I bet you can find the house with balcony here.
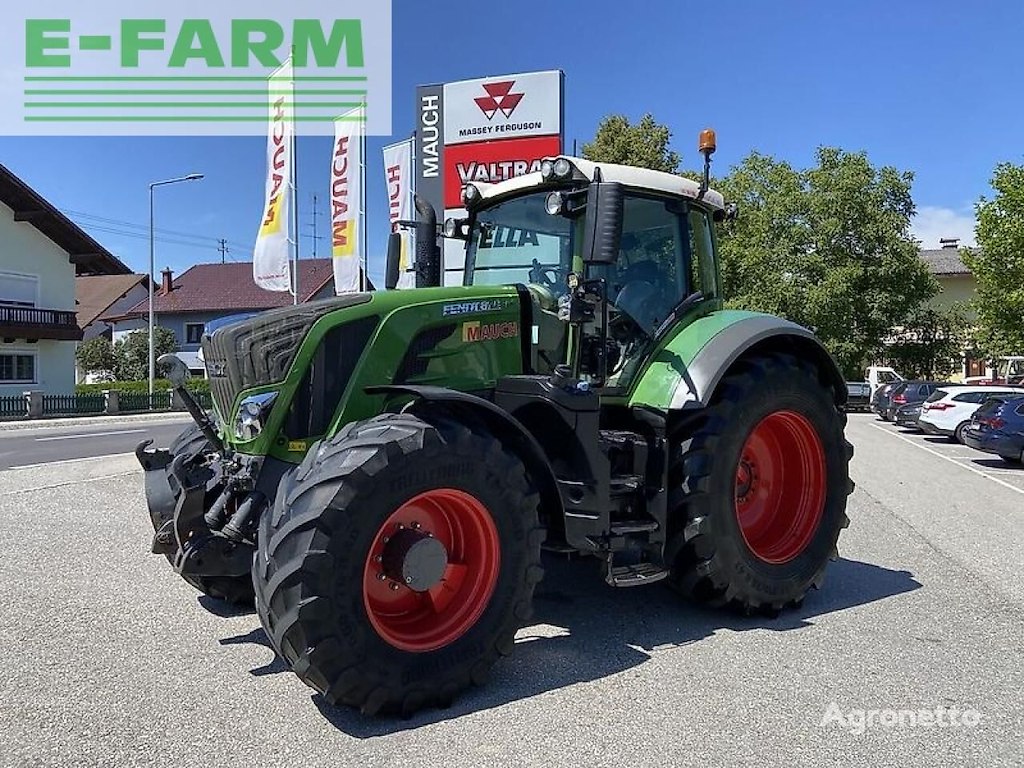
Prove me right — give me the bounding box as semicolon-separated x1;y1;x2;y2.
0;163;130;395
103;260;339;375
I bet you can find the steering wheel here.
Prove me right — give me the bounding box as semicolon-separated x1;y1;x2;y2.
528;259;562;292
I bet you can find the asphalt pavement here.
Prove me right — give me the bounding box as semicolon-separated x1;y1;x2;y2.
0;413;1020;767
0;415;191;470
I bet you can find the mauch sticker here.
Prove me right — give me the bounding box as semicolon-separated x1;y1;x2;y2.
462;321;519;342
442;299;509;317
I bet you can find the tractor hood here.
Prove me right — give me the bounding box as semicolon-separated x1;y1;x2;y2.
202;293;373;421
202;285;526;458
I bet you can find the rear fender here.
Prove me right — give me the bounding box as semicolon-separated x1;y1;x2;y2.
628;311;847;412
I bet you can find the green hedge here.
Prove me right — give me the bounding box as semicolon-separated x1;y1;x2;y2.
76;379;211;395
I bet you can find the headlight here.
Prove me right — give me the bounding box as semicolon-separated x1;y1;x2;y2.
234;391;278;441
461;183;481;206
545;191;566;216
552;158;573;179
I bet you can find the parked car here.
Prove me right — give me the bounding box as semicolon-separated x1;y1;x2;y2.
846;381;871;412
884;380;949;421
919;386;1024;443
871;381;902;420
894;402;924;429
963;395;1024;464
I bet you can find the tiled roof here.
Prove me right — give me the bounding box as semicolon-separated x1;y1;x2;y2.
105;260;340;320
920;248;974;276
75;274;147;329
0;163;130;275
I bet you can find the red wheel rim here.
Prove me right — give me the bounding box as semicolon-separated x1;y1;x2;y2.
362;489;500;652
734;411;826;564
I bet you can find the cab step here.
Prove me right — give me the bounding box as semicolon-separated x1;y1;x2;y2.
604;561;670;587
609;520;659;535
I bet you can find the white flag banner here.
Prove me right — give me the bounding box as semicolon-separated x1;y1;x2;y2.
253;60;294;293
383;138;416;289
331;105;364;294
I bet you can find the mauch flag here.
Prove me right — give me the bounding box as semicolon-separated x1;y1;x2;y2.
383;138;416;289
253;60;294;293
331;105;364;294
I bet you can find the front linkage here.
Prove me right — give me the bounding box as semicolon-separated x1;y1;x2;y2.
137;355;264;601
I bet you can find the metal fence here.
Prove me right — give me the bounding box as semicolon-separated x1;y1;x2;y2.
119;391;173;413
41;393;106;417
0;395;27;420
0;389;211;421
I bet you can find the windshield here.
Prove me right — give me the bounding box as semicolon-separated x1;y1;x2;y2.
464;192;578;295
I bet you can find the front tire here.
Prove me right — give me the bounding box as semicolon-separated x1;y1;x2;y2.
253;413;544;716
666;354;853;613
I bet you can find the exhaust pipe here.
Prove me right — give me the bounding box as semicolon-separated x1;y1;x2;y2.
414;194;441;288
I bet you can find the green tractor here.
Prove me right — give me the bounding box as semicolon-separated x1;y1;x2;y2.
139;131;853;716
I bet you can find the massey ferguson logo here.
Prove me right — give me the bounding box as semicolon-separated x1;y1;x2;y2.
475;81;524;120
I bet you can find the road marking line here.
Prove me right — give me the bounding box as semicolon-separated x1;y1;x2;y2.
34;429;145;442
9;452;133;470
868;423;1024;497
0;470;137;495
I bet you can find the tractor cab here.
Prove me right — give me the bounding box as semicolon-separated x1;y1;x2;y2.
454;143;729;393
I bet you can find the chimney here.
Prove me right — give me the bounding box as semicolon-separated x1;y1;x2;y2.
160;267;173;295
939;237;960;249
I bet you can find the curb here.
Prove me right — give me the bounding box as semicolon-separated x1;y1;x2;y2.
0;412;194;432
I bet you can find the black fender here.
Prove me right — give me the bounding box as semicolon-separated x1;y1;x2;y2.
365;384;563;524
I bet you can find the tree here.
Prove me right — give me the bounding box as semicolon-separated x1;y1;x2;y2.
114;327;178;381
962;162;1024;358
716;148;938;377
582;113;681;172
884;306;967;379
75;336;116;376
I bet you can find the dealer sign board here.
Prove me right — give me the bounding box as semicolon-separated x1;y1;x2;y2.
415;69;564;284
442;71;563;146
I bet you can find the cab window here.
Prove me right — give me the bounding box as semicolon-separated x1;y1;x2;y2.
599;196;690;335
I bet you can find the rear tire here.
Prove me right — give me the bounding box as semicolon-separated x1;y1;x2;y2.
666;354;853;613
253;413;544;716
154;423;254;606
954;421;970;444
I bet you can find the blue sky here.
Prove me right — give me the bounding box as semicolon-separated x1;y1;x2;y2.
2;0;1022;286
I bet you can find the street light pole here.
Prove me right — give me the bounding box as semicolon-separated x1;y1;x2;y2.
148;174;204;397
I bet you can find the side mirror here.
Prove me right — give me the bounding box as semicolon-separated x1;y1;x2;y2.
157;353;189;388
384;232;402;290
714;201;740;223
581;182;624;264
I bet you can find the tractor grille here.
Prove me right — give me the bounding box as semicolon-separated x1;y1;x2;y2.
202;294;372;420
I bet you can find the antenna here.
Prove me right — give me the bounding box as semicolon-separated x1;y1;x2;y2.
308;193;325;258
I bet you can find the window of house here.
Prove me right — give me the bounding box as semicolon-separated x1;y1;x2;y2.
0;273;38;308
185;323;206;345
0;353;36;383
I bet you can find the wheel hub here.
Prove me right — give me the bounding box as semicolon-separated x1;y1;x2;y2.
735;459;756;500
733;410;827;565
381;527;449;592
362;488;501;652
